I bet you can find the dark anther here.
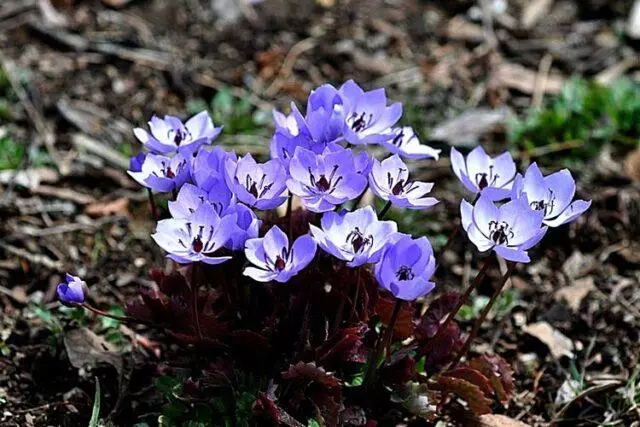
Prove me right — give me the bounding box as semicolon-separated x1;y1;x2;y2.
395;265;415;281
192;236;204;253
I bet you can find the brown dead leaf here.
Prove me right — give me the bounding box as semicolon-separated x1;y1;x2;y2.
554;277;595;311
430;107;514;147
521;0;553;29
446;16;485;43
624;147;640;181
85;197;130;218
63;328;123;376
523;321;574;359
489;63;564;95
479;414;531;427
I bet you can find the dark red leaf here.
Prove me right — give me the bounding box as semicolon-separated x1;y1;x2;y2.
415;292;460;340
443;367;494;397
378;355;416;385
253;392;305;427
467;355;515;404
316;325;367;368
432;376;493;415
374;297;414;340
282;362;341;388
420;321;462;369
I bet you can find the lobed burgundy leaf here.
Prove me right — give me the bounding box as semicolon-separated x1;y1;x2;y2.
415;292;460;341
467;355;515;404
282;362;341;388
431;376;493;415
374;297;415;340
442;367;494;398
378;354;416;385
419;321;463;369
253;391;305;427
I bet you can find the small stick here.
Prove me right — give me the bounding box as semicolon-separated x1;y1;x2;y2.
147;188;159;221
82;303;152;327
451;262;516;367
191;262;203;340
363;299;403;388
378;201;392;219
422;256;493;356
286;194;293;241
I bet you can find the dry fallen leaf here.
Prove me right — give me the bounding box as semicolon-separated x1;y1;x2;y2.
64;328;123;376
521;0;553;29
429;107;514;147
523;321;574;359
489;62;564;95
623;147;640;181
85;197;130;218
479;414;532;427
554;277;595;312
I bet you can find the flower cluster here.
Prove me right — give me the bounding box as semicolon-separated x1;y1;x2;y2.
120;80;442;300
453;148;591;262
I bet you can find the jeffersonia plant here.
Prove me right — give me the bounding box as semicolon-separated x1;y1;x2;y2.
59;81;590;426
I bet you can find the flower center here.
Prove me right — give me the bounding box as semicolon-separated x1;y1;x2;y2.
346;227;373;253
475;166;498;190
274;255;286;271
395;265;415;281
246;174;272;199
309;165;342;194
488;220;513;245
350;112;372;133
166;167;175;179
392;180;405;195
192;236;204;253
529;189;555;216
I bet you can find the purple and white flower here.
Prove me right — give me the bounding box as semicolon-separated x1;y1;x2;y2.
128;153;189;193
310;206;398;267
369;155;438;210
382;127;440;160
225;153;288;210
57;273;88;305
451;146;516;200
152;202;237;265
375;235;436;301
339;80;402;145
461;195;547;263
129;152;146;173
287;146;368;213
168;183;232;219
243;226;317;283
512;163;591;227
226;203;262;251
191;146;236;192
133;111;221;155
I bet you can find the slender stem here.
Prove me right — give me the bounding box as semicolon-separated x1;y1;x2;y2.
82;304;151;326
286;194;293;241
349;268;362;321
147;188;159;221
422;256;493;356
378;201;392;219
191;262;203;340
363;299;403;388
451;262;516;367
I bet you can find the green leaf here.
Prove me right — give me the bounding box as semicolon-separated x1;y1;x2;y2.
308;419;321;427
88;378;101;427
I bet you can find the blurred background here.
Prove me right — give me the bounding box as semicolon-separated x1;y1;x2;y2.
0;0;638;426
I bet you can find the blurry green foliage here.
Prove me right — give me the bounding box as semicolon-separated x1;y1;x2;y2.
509;77;640;157
187;89;270;136
457;289;521;322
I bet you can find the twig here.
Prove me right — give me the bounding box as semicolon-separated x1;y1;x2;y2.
422;256;494;357
378;201;392;219
264;37;317;97
0;241;62;270
451;262;516;367
532;53;554;108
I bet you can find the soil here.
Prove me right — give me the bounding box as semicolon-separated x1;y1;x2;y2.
0;0;639;426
